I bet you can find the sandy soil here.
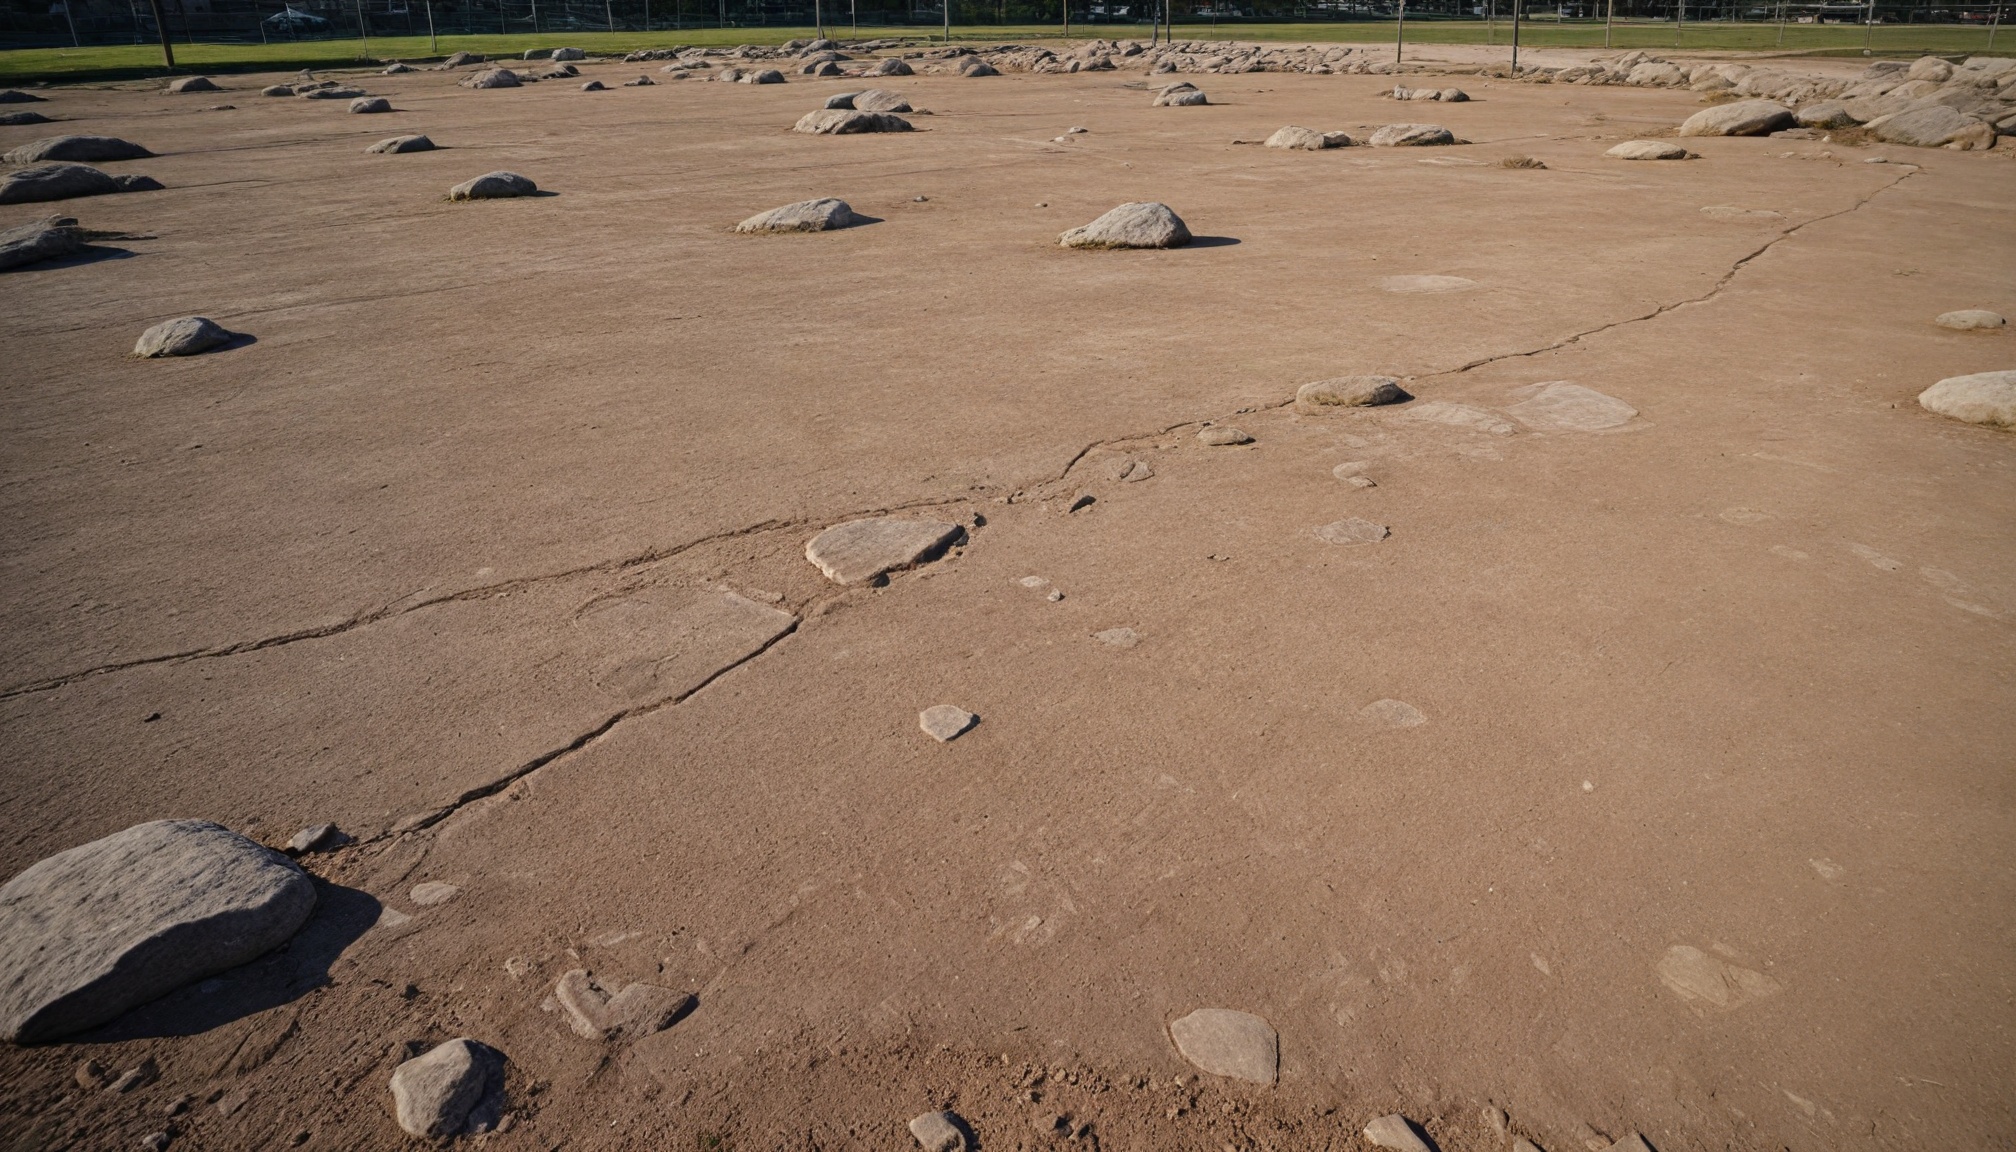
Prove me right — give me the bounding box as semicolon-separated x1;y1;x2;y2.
2;45;2013;1152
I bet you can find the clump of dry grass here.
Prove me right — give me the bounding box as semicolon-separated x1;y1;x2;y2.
1499;156;1548;169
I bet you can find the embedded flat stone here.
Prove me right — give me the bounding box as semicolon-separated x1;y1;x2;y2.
1503;382;1637;432
459;68;520;89
1606;139;1691;160
734;197;859;233
366;134;434;154
1197;425;1251;446
166;76;220;93
1059;202;1190;249
1296;375;1408;409
388;1038;504;1137
1360;698;1425;727
804;517;961;583
851;88;911;112
1314;518;1389;545
409;881;460;906
1918;370;2016;427
1369;123;1454;146
1264;125;1331;150
1378;274;1476;292
909;1110;969;1152
1679;99;1793;136
0;819;316;1043
448;171;536;200
1168;1008;1277;1083
0;214;87;271
554;969;692;1040
4;135;151;164
919;705;977;743
1655;944;1781;1010
1093;627;1140;648
1935;309;2005;330
793;109;913;134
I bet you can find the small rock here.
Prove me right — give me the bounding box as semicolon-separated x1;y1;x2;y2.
805;517;961;583
918;705;977;743
1045;589;1064;601
1107;456;1153;482
1341;474;1375;489
958;59;998;77
580;79;606;91
1059;201;1190;249
366;134;434;154
792;109;913;134
1153;82;1208;106
553;969;693;1040
823;90;861;108
1918;369;2016;427
1605;1136;1655;1152
867;57;913;76
0;89;48;102
133;316;236;358
1363;1114;1433;1152
1197;425;1251;446
4;135;152;164
140;1133;169;1151
1482;1106;1509;1136
1167;1008;1277;1084
1296;375;1408;410
1605;139;1691;160
214;1088;249;1117
388;1038;505;1138
448;171;536;200
1093;627;1140;648
909;1110;969;1152
743;69;786;84
165;1094;191;1115
851;88;911;112
1315;518;1389;545
551;46;585;61
1369;123;1455;146
1795;101;1857;128
1066;494;1094;513
459;68;520;89
110;1057;158;1093
298;86;365;100
261;84;294;97
1360;698;1425;727
1514;1141;1544;1152
0;110;52;125
735;197;859;233
1935;309;2006;330
623;76;655;86
382;62;415;74
410;881;460;906
1678;99;1793;136
75;1059;109;1089
0;214;87;271
0;820;315;1043
166;76;220;93
349;96;392;113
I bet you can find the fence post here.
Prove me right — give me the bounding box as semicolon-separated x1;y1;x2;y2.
355;0;370;60
1604;0;1613;47
1395;0;1405;62
1510;0;1520;72
145;0;175;65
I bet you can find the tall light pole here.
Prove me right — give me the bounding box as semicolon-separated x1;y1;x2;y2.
1395;0;1405;62
145;0;174;65
1604;0;1614;47
1510;0;1521;72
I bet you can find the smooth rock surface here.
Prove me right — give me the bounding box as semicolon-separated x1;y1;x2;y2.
3;135;152;164
1655;944;1782;1009
1503;382;1637;432
866;57;913;76
0;214;86;271
0;819;316;1043
909;1110;969;1152
792;109;913;134
1296;375;1408;409
388;1038;504;1137
1168;1008;1277;1083
366;134;434;154
1369;123;1454;146
1360;698;1426;727
1606;139;1691;160
409;881;460;906
804;517;961;583
1364;1114;1434;1152
1918;370;2016;427
448;171;536;200
735;197;859;233
1795;101;1857;128
1378;274;1476;292
459;68;520;89
1873;104;1991;147
850;88;911;112
1264;125;1335;150
1678;99;1794;136
1058;201;1190;249
348;96;391;113
1196;425;1251;445
919;705;978;743
1935;309;2006;330
165;76;220;93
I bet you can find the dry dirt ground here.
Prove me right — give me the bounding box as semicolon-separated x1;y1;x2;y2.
2;45;2014;1152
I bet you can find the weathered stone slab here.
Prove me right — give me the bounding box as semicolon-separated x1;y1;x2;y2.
804;518;961;583
389;1038;504;1136
1059;202;1190;249
1504;382;1637;432
1918;370;2016;427
1168;1008;1277;1083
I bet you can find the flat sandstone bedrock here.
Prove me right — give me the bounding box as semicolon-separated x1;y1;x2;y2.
804;518;962;584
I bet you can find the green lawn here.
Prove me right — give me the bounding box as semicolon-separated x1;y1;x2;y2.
1;20;2005;83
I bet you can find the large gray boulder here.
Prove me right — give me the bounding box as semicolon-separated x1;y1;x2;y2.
0;820;316;1043
1678;99;1794;136
1872;104;1994;148
0;163;160;205
550;46;585;61
348;96;392;113
0;215;87;271
0;110;52;125
389;1039;505;1136
439;50;484;68
792;109;912;134
865;56;912;76
823;90;861;108
1369;123;1454;146
3;135;152;164
1918;370;2016;427
448;171;536;200
734;197;859;233
366;134;435;154
1264;125;1336;150
1153;82;1208;106
459;68;520;89
0;89;47;103
1059;201;1190;249
850;88;910;112
1794;101;1857;128
742;68;786;84
134;316;237;357
805;518;961;583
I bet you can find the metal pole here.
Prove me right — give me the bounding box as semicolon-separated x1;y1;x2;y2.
605;0;613;30
1775;0;1784;45
1989;2;2001;49
426;0;435;49
146;0;174;64
850;0;856;33
1061;0;1067;38
356;0;370;60
1863;0;1873;50
942;0;948;42
1510;0;1520;70
530;0;538;33
815;0;821;37
61;0;80;47
1675;0;1683;46
1487;0;1494;44
1604;0;1613;46
1395;0;1404;62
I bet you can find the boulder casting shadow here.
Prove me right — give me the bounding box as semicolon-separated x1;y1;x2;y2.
80;880;378;1042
